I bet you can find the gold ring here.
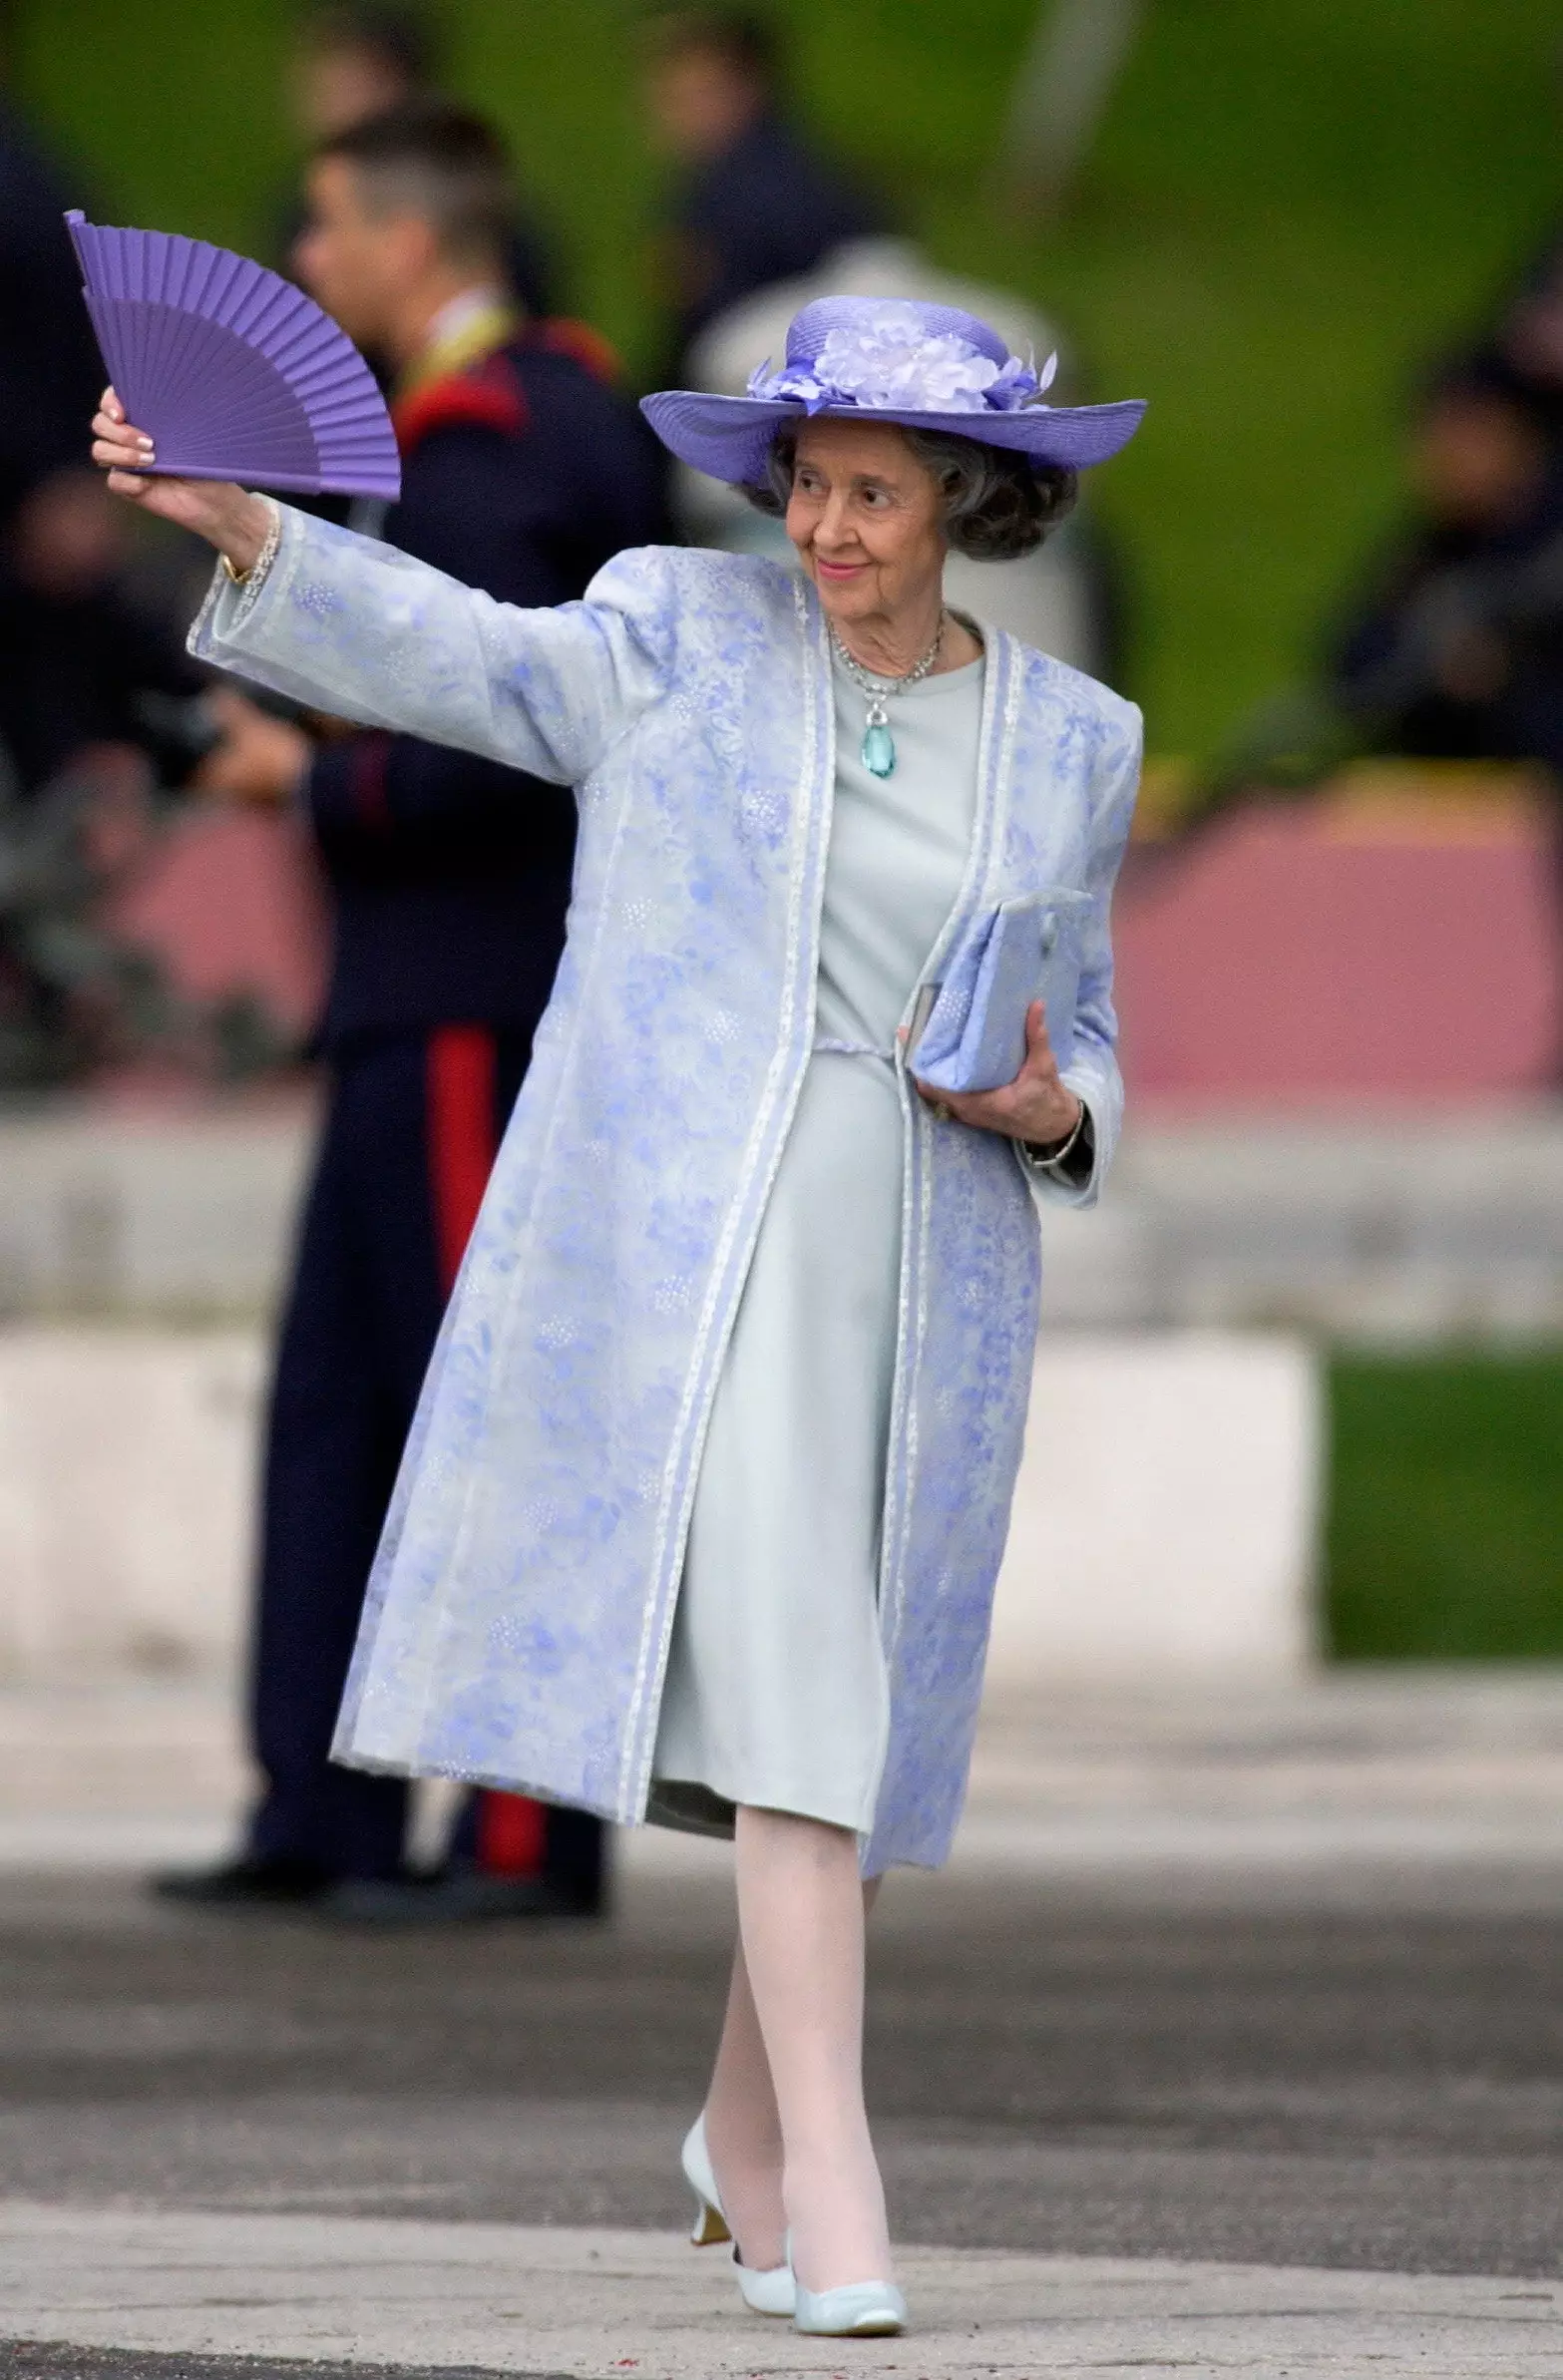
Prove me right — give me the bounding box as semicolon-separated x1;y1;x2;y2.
930;1100;954;1124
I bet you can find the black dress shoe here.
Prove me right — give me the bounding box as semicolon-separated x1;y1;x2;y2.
316;1867;604;1924
150;1854;329;1908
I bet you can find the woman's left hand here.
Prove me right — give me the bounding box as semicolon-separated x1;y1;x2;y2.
911;999;1081;1148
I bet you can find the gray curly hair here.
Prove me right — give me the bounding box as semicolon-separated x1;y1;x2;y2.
744;422;1077;562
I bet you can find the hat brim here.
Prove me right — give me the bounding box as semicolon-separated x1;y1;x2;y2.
640;389;1146;485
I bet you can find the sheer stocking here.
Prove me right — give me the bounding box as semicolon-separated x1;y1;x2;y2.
721;1803;892;2292
700;1938;787;2272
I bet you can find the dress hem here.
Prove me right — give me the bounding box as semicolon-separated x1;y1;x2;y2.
647;1773;875;1838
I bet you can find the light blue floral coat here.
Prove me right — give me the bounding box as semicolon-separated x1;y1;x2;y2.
191;508;1141;1872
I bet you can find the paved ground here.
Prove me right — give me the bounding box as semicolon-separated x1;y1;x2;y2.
5;1673;1563;2375
4;1854;1563;2272
7;2206;1563;2379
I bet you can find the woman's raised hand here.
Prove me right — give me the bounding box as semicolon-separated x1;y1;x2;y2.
91;388;272;574
911;998;1083;1150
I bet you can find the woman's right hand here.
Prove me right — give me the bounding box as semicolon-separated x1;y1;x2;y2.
91;388;272;575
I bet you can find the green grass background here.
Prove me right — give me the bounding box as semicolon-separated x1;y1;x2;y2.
1328;1356;1563;1659
14;0;1563;754
15;3;1563;1657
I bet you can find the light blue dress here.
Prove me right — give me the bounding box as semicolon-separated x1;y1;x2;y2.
651;651;985;1836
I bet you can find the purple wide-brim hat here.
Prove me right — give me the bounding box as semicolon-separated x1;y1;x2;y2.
642;294;1145;486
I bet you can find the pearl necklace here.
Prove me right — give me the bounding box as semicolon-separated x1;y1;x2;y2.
828;614;949;779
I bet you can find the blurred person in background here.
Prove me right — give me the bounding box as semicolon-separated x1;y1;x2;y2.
282;2;557;321
0;466;207;796
643;7;887;376
0;76;226;1096
1330;356;1563;786
0;86;102;535
0;81;204;791
1181;354;1563;840
156;100;666;1922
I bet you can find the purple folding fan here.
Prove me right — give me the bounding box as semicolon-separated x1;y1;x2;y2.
67;208;401;501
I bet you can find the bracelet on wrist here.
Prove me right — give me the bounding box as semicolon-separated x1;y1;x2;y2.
220;497;281;589
1021;1101;1087;1170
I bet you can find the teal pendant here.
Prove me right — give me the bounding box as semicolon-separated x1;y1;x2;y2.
862;720;896;778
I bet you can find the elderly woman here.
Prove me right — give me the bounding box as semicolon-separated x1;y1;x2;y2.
93;295;1143;2338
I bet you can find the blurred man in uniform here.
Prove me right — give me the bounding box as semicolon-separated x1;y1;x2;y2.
284;3;557;319
643;7;886;374
157;102;666;1919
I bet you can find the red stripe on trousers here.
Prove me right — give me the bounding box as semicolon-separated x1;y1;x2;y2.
426;1023;496;1296
426;1023;547;1879
350;731;392;829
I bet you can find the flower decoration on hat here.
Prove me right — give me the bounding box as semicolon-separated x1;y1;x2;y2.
746;300;1057;419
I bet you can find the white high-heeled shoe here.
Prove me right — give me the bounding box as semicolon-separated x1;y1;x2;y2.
793;2273;909;2337
788;2235;908;2336
680;2116;796;2318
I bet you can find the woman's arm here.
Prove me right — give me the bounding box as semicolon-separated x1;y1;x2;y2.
910;697;1141;1208
91;391;670;787
1032;701;1142;1207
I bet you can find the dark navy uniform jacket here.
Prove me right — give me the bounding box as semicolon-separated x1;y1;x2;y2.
667;111;886;364
305;330;668;1051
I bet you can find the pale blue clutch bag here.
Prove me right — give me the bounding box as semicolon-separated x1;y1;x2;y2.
910;888;1089;1095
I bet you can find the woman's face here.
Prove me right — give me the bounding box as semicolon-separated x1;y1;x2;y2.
785;422;947;630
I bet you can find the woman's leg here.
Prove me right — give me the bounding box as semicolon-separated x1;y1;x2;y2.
732;1803;892;2292
701;1867;885;2274
701;1936;787;2270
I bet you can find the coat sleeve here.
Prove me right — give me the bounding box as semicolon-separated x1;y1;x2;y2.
188;505;679;788
1024;693;1142;1211
298;417;603;872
